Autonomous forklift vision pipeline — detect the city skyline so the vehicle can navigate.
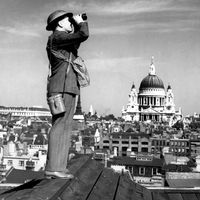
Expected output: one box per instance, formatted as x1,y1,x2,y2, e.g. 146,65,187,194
0,0,199,116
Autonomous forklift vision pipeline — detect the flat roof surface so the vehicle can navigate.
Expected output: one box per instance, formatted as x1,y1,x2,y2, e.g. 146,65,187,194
166,179,200,188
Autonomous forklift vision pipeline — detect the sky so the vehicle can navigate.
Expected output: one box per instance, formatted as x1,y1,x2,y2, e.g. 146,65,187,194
0,0,199,117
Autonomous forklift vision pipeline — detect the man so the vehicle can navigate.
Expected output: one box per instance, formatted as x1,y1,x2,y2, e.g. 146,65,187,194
45,10,89,179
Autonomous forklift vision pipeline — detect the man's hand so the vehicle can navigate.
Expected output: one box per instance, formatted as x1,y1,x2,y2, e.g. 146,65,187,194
73,14,84,24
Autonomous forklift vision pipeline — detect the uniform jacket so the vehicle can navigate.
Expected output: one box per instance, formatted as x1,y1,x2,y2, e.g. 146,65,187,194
46,22,89,96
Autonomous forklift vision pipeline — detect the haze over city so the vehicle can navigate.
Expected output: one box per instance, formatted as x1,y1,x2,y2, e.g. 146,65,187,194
0,0,199,116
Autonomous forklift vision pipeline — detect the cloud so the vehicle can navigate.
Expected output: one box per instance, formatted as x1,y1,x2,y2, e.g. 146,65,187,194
0,26,40,37
54,0,200,35
86,56,144,72
91,17,200,35
2,0,198,37
57,0,199,15
0,48,35,55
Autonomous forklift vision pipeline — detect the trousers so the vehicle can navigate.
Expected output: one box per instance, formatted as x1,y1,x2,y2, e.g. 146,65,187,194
45,92,76,172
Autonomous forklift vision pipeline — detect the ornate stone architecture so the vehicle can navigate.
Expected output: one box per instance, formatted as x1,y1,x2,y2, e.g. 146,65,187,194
122,57,182,125
73,95,84,121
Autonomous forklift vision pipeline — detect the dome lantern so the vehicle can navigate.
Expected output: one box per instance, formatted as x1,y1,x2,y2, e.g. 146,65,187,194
149,56,156,75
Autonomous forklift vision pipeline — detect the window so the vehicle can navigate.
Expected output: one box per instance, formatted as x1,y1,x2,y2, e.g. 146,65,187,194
167,141,170,146
122,141,129,144
131,147,138,152
141,142,148,145
139,167,145,175
122,147,128,151
131,141,138,145
127,166,133,174
103,140,109,143
152,168,157,175
141,147,148,153
7,160,13,166
112,141,119,144
19,160,24,167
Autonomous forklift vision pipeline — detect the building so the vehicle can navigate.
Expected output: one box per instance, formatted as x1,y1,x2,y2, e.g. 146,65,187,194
96,131,191,157
0,106,51,118
169,138,190,156
97,132,152,157
110,154,164,186
122,57,182,125
0,141,47,171
190,135,200,157
73,95,84,121
72,95,85,131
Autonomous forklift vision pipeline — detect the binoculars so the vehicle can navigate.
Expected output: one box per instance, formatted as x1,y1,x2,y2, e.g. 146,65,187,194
81,13,87,21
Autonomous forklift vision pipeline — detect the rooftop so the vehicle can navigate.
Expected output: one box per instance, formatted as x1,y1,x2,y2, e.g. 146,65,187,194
0,155,200,200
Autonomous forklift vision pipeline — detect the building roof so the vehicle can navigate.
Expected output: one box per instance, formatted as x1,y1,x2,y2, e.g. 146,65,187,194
110,132,150,139
1,156,200,200
111,156,164,167
4,168,44,184
33,134,47,145
140,74,164,90
166,179,200,188
163,164,191,172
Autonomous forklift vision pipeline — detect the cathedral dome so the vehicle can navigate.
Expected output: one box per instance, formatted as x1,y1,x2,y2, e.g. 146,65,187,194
138,57,165,96
139,74,164,90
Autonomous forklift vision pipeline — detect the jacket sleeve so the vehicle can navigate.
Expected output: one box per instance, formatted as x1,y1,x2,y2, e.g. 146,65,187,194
55,22,89,47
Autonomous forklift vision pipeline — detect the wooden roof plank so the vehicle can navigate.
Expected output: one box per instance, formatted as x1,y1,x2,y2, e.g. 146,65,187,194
152,191,170,200
167,193,184,200
27,179,70,200
3,188,35,200
181,193,199,200
115,176,135,200
131,182,152,200
0,179,43,200
60,159,104,200
87,168,120,200
0,156,91,200
195,193,200,200
27,156,92,200
115,174,151,200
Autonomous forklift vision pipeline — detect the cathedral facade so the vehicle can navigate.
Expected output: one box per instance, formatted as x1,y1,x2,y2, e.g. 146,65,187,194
122,58,182,125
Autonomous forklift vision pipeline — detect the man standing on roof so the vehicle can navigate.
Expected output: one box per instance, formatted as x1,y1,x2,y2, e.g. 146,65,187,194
45,10,89,179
